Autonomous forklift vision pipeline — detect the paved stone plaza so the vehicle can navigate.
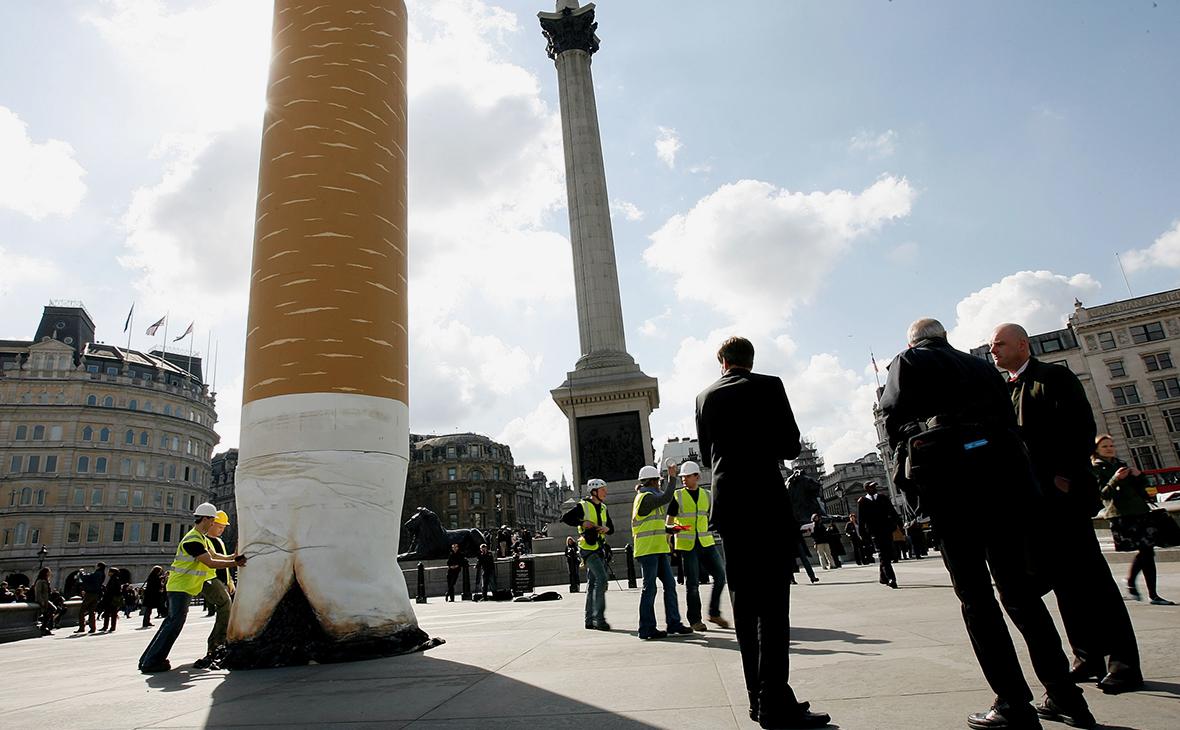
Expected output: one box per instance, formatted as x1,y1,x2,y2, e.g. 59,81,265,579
2,555,1178,729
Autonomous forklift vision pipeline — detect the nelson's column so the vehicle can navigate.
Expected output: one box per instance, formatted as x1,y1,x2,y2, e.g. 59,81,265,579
540,1,660,499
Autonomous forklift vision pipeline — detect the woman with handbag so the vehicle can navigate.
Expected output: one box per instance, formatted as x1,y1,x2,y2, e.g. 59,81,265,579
1092,434,1177,605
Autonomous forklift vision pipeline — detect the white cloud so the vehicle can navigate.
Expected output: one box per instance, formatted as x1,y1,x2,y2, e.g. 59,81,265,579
643,176,915,332
849,129,897,159
0,246,60,285
655,126,682,169
639,308,673,337
497,396,572,481
948,270,1101,350
0,107,87,220
611,199,645,222
886,241,919,264
1122,220,1180,272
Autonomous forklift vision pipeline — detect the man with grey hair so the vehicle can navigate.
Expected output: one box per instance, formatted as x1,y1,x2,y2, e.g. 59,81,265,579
880,318,1094,729
990,322,1142,695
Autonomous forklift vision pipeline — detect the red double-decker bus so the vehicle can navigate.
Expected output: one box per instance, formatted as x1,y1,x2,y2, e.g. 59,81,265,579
1143,467,1180,497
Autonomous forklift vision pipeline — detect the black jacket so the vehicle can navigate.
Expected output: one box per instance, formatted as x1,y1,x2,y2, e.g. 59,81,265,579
696,368,801,537
1010,357,1099,514
856,495,900,540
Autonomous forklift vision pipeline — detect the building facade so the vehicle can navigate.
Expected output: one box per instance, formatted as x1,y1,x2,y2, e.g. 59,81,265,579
0,304,218,585
964,288,1180,475
658,436,713,486
790,438,825,481
210,448,239,551
820,452,887,516
404,433,521,531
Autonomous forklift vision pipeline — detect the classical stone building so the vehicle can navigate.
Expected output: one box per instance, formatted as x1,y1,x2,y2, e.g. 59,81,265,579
404,433,523,531
0,303,218,585
965,288,1180,476
820,452,887,516
790,438,825,481
658,436,713,487
210,448,238,551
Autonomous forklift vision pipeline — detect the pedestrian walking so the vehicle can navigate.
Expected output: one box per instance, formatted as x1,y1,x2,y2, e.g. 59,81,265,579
857,483,900,588
1092,434,1178,605
141,566,163,628
560,478,614,631
668,460,729,631
138,502,246,674
695,336,829,728
882,317,1094,729
33,567,54,636
846,514,869,565
811,515,835,570
445,543,464,602
991,322,1143,695
74,561,106,634
98,566,126,632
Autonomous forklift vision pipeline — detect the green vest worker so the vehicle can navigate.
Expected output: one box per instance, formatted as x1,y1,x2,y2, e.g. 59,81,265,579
669,461,729,631
560,478,614,630
138,503,247,673
632,464,692,640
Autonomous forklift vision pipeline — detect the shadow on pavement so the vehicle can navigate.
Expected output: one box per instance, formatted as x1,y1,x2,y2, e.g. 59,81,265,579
792,627,890,645
176,653,663,727
1140,679,1180,700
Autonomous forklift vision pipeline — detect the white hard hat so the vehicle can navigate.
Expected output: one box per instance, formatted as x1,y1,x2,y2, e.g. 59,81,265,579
194,502,218,518
679,460,701,476
586,478,607,491
638,465,660,481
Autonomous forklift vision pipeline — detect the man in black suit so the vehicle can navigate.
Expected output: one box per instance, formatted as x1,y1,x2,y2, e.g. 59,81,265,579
696,336,829,729
881,318,1093,729
856,482,901,588
990,323,1142,694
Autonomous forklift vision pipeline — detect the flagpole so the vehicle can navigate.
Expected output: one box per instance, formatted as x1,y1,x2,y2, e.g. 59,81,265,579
187,325,196,380
161,315,169,359
125,305,134,352
212,340,219,393
204,330,212,386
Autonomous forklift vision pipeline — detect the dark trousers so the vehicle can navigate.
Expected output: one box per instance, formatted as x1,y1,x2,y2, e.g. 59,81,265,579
721,534,802,714
446,570,459,601
567,559,580,592
937,508,1082,710
871,534,896,584
1048,517,1140,677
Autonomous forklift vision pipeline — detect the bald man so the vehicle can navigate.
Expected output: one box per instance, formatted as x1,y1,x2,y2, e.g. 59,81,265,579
990,323,1142,696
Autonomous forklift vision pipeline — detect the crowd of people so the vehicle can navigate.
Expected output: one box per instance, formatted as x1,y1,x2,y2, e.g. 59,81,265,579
2,562,168,637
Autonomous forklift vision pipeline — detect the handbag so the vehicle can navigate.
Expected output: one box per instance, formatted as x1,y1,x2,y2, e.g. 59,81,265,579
1145,508,1180,548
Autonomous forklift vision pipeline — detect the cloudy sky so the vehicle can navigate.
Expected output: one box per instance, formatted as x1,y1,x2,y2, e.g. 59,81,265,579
2,1,1178,481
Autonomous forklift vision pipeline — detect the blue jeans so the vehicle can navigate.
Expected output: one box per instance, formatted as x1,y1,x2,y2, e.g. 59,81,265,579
682,544,727,624
138,591,191,669
583,549,607,625
637,553,682,636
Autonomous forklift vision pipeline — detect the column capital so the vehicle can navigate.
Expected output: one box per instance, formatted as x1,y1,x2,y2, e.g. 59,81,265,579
539,4,599,60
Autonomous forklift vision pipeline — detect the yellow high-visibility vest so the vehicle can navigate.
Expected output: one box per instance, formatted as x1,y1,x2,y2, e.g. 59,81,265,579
578,499,607,552
632,492,670,557
166,528,215,595
673,488,716,551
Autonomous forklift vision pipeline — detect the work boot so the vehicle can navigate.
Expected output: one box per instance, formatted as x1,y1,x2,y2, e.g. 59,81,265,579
707,615,730,628
690,621,708,632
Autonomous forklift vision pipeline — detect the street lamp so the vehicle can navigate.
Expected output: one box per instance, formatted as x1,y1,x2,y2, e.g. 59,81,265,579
835,486,849,517
37,544,48,571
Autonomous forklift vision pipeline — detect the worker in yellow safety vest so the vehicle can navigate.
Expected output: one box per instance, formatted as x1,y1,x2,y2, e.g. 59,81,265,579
138,502,246,673
667,460,729,631
560,478,615,630
194,510,236,669
632,464,693,640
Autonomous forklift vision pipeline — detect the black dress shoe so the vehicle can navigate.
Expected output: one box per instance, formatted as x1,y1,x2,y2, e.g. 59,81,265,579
967,706,1041,729
1035,696,1096,728
1066,664,1103,683
139,660,171,674
758,708,829,729
639,629,668,640
1097,672,1144,695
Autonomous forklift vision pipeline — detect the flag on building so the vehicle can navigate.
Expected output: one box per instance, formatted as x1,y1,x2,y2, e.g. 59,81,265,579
174,322,194,342
871,351,879,373
123,304,135,333
146,315,166,336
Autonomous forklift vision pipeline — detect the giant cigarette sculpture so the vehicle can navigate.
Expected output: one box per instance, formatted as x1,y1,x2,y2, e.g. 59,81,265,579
225,0,430,668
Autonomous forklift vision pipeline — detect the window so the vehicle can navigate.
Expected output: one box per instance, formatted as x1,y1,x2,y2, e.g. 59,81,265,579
128,399,137,411
1130,322,1166,344
163,524,172,542
156,463,165,478
158,433,168,448
1120,413,1152,439
73,487,85,506
95,457,108,473
116,488,129,507
87,524,100,543
36,490,44,506
1107,360,1126,379
168,463,176,479
144,401,152,412
50,425,61,440
44,455,57,473
86,394,97,406
1143,352,1174,372
82,426,93,441
20,487,31,505
1040,337,1063,353
25,455,39,473
32,425,44,440
153,490,162,508
14,522,27,545
102,395,113,407
171,436,180,451
99,427,110,442
493,466,501,480
140,431,149,446
8,455,19,473
1097,331,1117,351
77,456,89,473
164,404,172,416
1112,384,1141,406
1152,377,1180,400
470,469,482,481
448,513,459,529
166,491,174,509
91,487,103,506
472,512,484,529
472,490,483,506
186,439,193,455
125,429,135,444
67,522,81,543
113,522,125,542
187,495,196,511
137,460,146,477
183,466,190,482
29,527,39,543
106,366,118,376
129,523,141,543
150,523,160,542
120,458,131,475
447,467,457,480
447,446,456,459
1131,445,1162,471
133,490,144,507
1165,409,1180,433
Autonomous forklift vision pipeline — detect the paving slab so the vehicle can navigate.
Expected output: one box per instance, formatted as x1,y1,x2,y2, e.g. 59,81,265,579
1,554,1178,729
